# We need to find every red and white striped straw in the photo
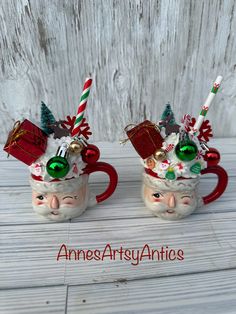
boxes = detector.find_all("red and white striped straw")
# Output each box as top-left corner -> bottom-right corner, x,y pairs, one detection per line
71,77 -> 93,137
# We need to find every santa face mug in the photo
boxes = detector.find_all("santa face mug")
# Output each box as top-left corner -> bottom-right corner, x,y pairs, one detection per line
142,166 -> 228,221
4,79 -> 118,222
30,161 -> 118,222
123,77 -> 228,221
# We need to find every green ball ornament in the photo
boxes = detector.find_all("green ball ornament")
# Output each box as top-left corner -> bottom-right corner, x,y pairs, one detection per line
46,156 -> 70,178
175,140 -> 198,162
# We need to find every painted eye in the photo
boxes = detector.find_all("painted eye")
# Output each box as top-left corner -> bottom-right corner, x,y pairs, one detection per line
153,193 -> 161,198
36,195 -> 45,200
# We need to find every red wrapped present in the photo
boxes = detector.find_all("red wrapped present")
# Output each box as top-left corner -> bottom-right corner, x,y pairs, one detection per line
125,120 -> 164,159
4,119 -> 48,165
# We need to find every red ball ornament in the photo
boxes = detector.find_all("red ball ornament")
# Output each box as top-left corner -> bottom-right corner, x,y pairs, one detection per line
204,147 -> 220,167
81,144 -> 100,164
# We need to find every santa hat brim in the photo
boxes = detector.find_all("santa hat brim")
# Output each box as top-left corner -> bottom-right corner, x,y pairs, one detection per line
29,175 -> 88,193
143,172 -> 199,191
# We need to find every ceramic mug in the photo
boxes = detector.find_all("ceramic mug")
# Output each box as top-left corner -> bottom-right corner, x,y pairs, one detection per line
30,161 -> 118,221
142,165 -> 228,220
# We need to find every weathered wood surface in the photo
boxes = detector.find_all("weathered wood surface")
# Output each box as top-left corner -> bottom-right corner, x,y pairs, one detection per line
0,139 -> 236,313
0,0 -> 236,144
1,211 -> 236,289
0,286 -> 67,314
67,269 -> 236,314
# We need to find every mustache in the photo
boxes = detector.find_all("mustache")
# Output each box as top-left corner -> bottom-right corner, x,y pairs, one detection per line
145,199 -> 195,213
33,204 -> 85,213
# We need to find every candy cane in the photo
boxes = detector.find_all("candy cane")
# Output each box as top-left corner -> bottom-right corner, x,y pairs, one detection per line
71,78 -> 93,137
181,114 -> 191,131
164,144 -> 174,152
193,76 -> 222,133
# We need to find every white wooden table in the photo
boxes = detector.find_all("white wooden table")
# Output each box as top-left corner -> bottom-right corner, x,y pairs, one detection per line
0,139 -> 236,314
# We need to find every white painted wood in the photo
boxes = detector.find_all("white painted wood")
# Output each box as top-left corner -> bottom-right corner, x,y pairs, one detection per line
0,223 -> 69,289
0,286 -> 67,314
0,0 -> 236,144
1,211 -> 236,289
67,269 -> 236,314
63,212 -> 236,285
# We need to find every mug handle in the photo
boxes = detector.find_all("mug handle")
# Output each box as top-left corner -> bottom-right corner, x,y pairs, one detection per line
200,165 -> 228,205
83,162 -> 118,203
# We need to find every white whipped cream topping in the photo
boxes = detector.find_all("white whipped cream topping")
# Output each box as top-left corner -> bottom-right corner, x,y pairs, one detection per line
142,132 -> 207,180
29,135 -> 86,181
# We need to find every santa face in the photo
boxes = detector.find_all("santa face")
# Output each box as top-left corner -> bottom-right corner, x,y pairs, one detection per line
142,183 -> 198,220
32,184 -> 88,221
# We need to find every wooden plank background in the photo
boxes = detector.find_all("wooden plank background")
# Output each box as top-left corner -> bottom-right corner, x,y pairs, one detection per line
0,0 -> 236,144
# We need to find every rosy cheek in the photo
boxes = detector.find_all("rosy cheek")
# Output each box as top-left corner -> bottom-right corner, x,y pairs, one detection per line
183,200 -> 192,205
35,201 -> 44,205
153,199 -> 161,202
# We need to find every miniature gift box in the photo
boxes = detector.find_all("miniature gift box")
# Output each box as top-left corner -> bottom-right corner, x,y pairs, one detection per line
4,78 -> 118,222
4,119 -> 47,165
125,120 -> 164,159
123,76 -> 228,220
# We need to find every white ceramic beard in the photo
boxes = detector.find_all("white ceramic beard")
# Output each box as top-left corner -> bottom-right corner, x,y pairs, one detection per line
142,173 -> 203,221
32,202 -> 88,222
142,191 -> 197,220
31,175 -> 96,222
